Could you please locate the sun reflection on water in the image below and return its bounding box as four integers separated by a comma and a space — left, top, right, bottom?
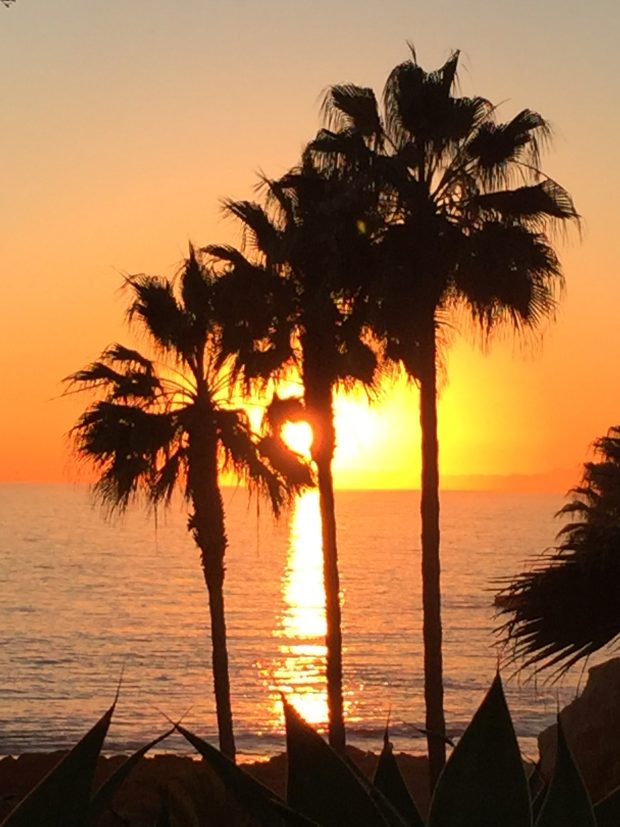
269, 490, 328, 726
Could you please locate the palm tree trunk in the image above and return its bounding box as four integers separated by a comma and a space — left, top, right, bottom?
316, 450, 346, 753
309, 389, 346, 754
419, 322, 446, 791
204, 555, 236, 760
189, 418, 236, 761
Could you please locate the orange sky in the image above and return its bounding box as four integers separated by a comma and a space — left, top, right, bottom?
1, 2, 619, 491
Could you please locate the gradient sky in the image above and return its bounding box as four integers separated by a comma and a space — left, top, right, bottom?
1, 0, 619, 490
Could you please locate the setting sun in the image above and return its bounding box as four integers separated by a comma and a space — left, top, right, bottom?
281, 420, 313, 458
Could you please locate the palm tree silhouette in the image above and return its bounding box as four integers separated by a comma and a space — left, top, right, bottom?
207, 154, 379, 752
316, 46, 578, 785
66, 248, 311, 761
498, 426, 620, 678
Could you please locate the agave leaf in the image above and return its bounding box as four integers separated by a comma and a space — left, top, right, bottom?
175, 723, 318, 826
373, 731, 425, 826
531, 782, 548, 824
428, 673, 531, 827
340, 748, 413, 827
154, 794, 173, 827
86, 726, 174, 825
284, 698, 390, 827
0, 700, 116, 827
535, 716, 596, 827
593, 784, 620, 827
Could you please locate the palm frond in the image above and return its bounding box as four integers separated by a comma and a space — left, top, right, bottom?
180, 245, 215, 324
127, 275, 196, 360
264, 394, 306, 432
306, 128, 373, 173
216, 408, 312, 516
222, 199, 283, 262
72, 401, 180, 509
321, 84, 382, 139
65, 344, 161, 402
202, 244, 252, 270
465, 109, 551, 186
456, 222, 563, 332
469, 180, 579, 228
497, 426, 620, 677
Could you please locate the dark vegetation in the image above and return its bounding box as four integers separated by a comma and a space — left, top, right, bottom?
498, 426, 620, 678
66, 253, 312, 760
3, 675, 620, 826
19, 40, 612, 823
313, 46, 577, 783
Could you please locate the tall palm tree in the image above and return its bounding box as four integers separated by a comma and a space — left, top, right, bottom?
315, 46, 578, 785
497, 426, 620, 678
66, 248, 311, 761
207, 155, 379, 752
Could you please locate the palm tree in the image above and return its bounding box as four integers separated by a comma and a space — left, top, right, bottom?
497, 426, 620, 678
207, 155, 379, 752
315, 46, 578, 785
66, 248, 311, 761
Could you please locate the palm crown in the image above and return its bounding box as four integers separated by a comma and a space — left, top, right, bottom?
67, 247, 311, 760
317, 46, 577, 372
68, 248, 310, 514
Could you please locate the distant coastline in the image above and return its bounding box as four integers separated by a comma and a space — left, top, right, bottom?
0, 471, 575, 494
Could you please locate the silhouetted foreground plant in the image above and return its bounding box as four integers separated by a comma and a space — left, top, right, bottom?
4, 674, 620, 825
0, 693, 172, 827
497, 426, 620, 678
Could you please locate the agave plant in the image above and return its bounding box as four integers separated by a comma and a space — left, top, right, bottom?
0, 695, 172, 827
177, 673, 615, 827
5, 674, 620, 825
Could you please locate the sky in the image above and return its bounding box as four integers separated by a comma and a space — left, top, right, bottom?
1, 0, 619, 490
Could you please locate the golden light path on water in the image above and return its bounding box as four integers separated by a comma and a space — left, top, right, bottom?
268, 489, 330, 726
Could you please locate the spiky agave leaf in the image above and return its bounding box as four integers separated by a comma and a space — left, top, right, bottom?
86, 726, 174, 826
174, 723, 319, 826
427, 673, 531, 827
534, 716, 596, 827
284, 699, 390, 827
1, 700, 116, 827
593, 784, 620, 827
373, 730, 425, 826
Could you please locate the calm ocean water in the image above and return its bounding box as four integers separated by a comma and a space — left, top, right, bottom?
0, 484, 601, 762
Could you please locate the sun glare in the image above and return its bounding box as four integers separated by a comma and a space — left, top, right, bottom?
269, 490, 328, 725
281, 420, 314, 458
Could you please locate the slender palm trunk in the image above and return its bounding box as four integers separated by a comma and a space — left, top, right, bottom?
204, 556, 235, 760
309, 386, 346, 753
189, 416, 236, 761
316, 449, 345, 753
419, 321, 446, 790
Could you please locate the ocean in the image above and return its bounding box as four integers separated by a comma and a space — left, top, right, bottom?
0, 483, 599, 762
